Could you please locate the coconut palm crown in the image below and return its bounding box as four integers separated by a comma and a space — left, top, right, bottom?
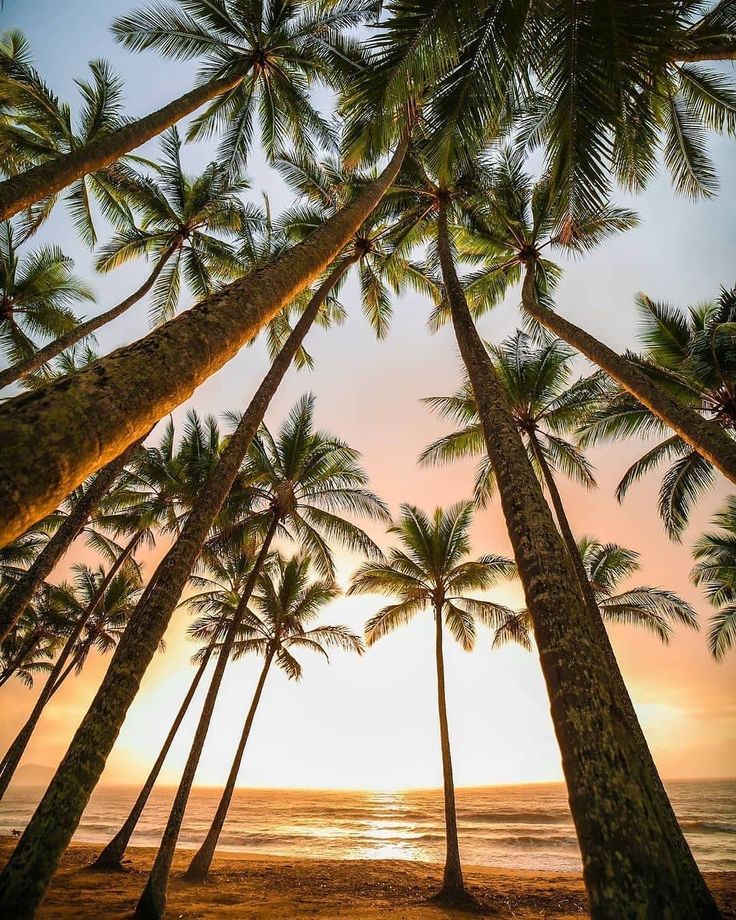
691, 496, 736, 661
494, 537, 698, 648
349, 502, 515, 653
0, 221, 93, 368
112, 0, 376, 175
96, 127, 251, 324
580, 287, 736, 539
421, 330, 603, 505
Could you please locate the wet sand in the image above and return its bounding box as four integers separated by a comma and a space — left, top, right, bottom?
2, 839, 734, 918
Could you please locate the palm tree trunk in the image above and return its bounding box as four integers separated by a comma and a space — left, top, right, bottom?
0, 241, 180, 389
437, 202, 719, 919
0, 259, 352, 919
0, 438, 140, 643
89, 648, 213, 871
184, 649, 274, 883
0, 74, 247, 222
527, 433, 602, 621
432, 603, 466, 904
0, 530, 141, 799
0, 134, 408, 548
521, 268, 736, 485
135, 516, 279, 920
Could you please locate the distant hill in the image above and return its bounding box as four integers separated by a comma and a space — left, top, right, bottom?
13, 764, 54, 786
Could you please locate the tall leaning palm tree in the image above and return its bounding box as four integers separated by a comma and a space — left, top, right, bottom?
0, 211, 408, 913
134, 395, 387, 919
581, 288, 736, 541
494, 537, 698, 649
443, 146, 736, 488
0, 221, 93, 371
371, 131, 721, 914
421, 330, 606, 626
691, 496, 736, 661
349, 502, 514, 908
0, 0, 373, 220
184, 553, 363, 882
0, 127, 248, 388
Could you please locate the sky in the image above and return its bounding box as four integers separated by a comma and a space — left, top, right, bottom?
1, 0, 735, 793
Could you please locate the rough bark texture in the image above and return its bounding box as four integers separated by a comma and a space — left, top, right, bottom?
0, 243, 179, 389
89, 650, 212, 872
0, 136, 408, 548
521, 269, 736, 486
438, 205, 719, 920
0, 75, 245, 222
0, 265, 344, 917
432, 605, 466, 903
0, 530, 142, 799
135, 517, 278, 920
0, 439, 138, 643
184, 650, 273, 883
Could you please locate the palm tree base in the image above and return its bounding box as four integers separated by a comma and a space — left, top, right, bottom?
87, 853, 127, 872
429, 885, 485, 912
181, 863, 210, 884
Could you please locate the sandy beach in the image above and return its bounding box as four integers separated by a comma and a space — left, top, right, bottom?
2, 839, 734, 919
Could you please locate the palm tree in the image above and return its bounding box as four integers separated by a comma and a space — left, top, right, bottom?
691, 497, 736, 661
0, 564, 142, 798
0, 221, 93, 372
349, 502, 514, 907
581, 289, 736, 540
421, 330, 606, 627
0, 127, 248, 388
0, 56, 148, 244
134, 394, 387, 919
0, 0, 373, 219
184, 553, 363, 882
0, 587, 65, 690
494, 538, 698, 648
0, 130, 409, 547
0, 232, 402, 913
90, 536, 260, 872
443, 146, 736, 487
436, 183, 721, 917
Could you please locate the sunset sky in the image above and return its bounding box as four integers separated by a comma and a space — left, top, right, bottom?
1, 0, 735, 793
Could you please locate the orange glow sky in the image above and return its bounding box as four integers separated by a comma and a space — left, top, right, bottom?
1, 0, 735, 792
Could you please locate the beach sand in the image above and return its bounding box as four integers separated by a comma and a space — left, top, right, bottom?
2, 839, 734, 918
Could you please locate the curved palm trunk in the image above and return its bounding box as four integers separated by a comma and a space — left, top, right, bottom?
0, 438, 140, 643
0, 264, 347, 918
135, 516, 278, 920
0, 135, 408, 548
437, 203, 719, 919
184, 649, 274, 882
432, 604, 466, 904
521, 268, 736, 485
90, 648, 213, 871
0, 74, 246, 222
0, 530, 142, 799
0, 242, 180, 389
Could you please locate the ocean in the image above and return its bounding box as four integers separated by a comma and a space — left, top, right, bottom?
1, 780, 734, 872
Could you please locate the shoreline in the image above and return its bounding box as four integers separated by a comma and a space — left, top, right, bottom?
2, 839, 734, 918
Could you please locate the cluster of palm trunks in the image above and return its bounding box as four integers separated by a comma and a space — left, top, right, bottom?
0, 2, 735, 919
